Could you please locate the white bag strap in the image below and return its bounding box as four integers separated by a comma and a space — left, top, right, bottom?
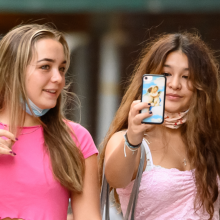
101, 141, 146, 220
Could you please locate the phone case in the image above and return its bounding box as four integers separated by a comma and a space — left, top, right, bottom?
140, 74, 166, 124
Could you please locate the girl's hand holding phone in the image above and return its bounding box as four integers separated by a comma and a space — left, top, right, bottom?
0, 129, 17, 156
126, 100, 155, 146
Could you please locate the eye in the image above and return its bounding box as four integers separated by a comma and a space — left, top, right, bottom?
59, 67, 66, 73
182, 75, 189, 79
41, 65, 50, 70
163, 72, 171, 77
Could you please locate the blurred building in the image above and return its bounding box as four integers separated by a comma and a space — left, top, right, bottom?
1, 0, 220, 219
1, 0, 220, 145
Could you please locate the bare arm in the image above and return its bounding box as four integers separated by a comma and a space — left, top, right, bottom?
105, 131, 141, 188
105, 101, 154, 188
71, 154, 101, 220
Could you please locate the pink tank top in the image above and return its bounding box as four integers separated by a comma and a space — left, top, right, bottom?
117, 141, 220, 220
0, 121, 98, 220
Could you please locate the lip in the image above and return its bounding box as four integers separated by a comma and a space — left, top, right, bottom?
43, 88, 58, 91
166, 93, 182, 98
166, 93, 183, 101
42, 89, 58, 96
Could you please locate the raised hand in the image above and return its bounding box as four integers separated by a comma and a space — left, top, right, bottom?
127, 100, 155, 145
0, 129, 17, 156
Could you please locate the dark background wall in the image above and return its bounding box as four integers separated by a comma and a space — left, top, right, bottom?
0, 12, 220, 142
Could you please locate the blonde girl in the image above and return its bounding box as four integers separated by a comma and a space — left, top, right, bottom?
0, 24, 101, 220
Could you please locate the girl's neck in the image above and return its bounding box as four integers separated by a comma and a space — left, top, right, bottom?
147, 125, 182, 139
0, 105, 41, 127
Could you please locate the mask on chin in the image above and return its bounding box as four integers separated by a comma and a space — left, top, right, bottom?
25, 99, 50, 117
162, 110, 189, 129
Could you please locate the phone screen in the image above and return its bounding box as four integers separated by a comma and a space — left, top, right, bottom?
141, 74, 166, 124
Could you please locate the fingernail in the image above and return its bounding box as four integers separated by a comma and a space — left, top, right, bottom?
9, 151, 16, 156
15, 138, 18, 141
149, 111, 152, 114
10, 151, 16, 155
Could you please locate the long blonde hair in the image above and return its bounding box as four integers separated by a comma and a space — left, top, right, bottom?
0, 24, 85, 192
99, 32, 220, 219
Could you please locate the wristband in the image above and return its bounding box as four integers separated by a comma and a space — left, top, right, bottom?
124, 132, 142, 149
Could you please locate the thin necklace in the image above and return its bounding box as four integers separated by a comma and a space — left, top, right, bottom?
170, 145, 187, 166
0, 122, 41, 135
143, 132, 187, 166
20, 126, 41, 135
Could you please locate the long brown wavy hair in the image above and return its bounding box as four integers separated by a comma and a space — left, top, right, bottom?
0, 24, 85, 192
99, 32, 220, 219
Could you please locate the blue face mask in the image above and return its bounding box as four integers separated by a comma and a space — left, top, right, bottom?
25, 99, 50, 117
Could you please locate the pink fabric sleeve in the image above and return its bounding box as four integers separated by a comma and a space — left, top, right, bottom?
67, 121, 98, 159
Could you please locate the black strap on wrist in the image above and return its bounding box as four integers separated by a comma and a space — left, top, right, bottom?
125, 132, 142, 148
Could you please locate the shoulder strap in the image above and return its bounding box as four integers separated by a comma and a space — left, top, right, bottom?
124, 143, 146, 220
100, 162, 110, 220
100, 141, 146, 220
142, 139, 154, 170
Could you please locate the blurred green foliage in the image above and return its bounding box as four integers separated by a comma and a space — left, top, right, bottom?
0, 0, 220, 13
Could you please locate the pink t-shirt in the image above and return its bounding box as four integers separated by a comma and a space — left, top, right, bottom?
0, 121, 98, 220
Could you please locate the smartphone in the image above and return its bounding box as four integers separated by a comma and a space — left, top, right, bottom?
140, 74, 166, 124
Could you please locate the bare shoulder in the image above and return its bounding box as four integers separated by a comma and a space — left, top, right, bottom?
105, 130, 126, 161
107, 130, 126, 148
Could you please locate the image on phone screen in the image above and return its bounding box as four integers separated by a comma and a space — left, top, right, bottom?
141, 75, 166, 124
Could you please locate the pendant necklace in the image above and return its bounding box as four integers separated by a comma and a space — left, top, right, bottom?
170, 145, 187, 166
143, 133, 187, 166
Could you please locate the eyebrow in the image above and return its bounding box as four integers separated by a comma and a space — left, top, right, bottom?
37, 58, 66, 64
163, 64, 189, 71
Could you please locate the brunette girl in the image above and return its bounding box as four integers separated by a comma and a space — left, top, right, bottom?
0, 24, 101, 220
100, 33, 220, 219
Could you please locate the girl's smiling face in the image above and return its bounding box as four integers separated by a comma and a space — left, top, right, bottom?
25, 38, 67, 110
163, 50, 194, 113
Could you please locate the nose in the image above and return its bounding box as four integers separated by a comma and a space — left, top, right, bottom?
51, 69, 63, 83
167, 75, 181, 90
